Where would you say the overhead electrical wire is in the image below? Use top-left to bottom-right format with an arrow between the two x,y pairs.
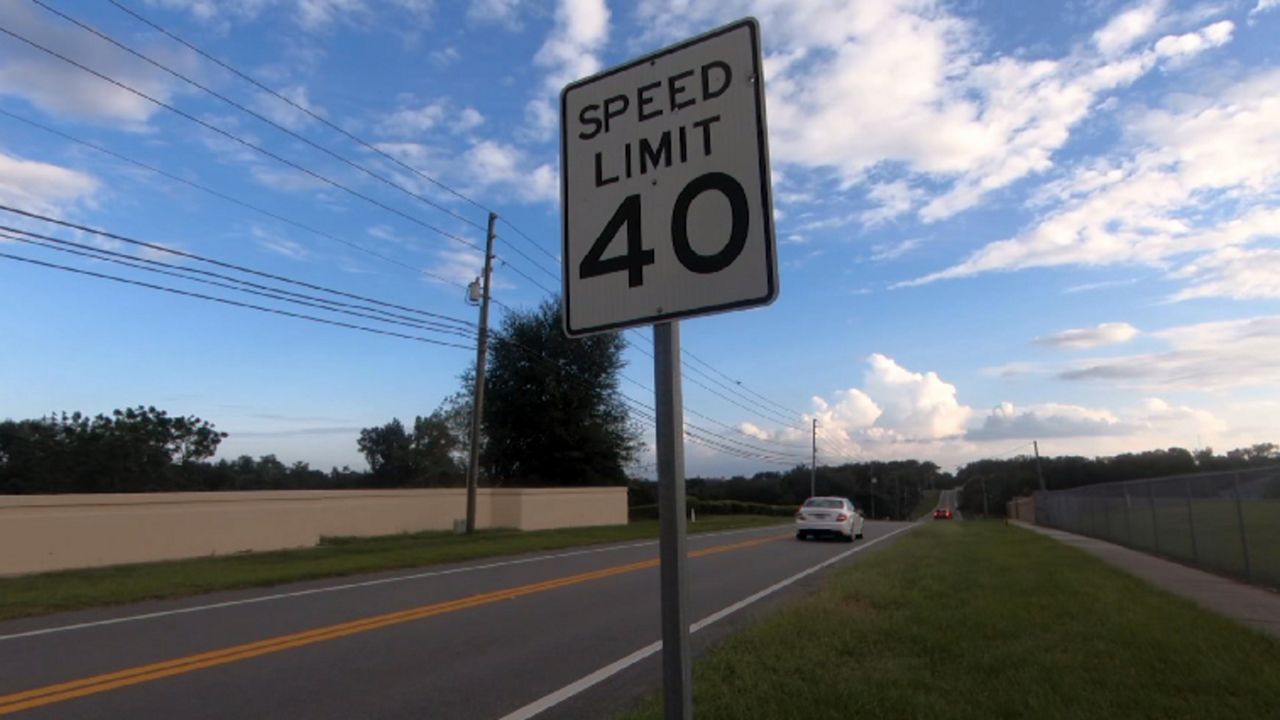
0,252 -> 475,350
0,204 -> 474,328
102,0 -> 563,276
1,229 -> 478,341
0,22 -> 488,257
0,108 -> 469,290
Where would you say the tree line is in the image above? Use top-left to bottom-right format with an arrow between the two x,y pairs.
1,300 -> 640,494
956,444 -> 1280,517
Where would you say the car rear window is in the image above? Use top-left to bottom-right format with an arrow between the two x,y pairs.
803,499 -> 843,509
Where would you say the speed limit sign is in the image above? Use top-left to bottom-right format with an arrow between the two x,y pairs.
560,18 -> 777,337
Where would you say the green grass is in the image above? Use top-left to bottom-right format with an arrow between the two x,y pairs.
0,515 -> 785,622
909,489 -> 941,519
619,521 -> 1280,720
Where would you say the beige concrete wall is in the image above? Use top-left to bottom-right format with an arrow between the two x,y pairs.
0,487 -> 627,576
1007,496 -> 1036,522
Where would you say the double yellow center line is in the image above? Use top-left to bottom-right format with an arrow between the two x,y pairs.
0,531 -> 788,716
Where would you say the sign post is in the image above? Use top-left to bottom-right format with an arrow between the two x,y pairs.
561,18 -> 776,718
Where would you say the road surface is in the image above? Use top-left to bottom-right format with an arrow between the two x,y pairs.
0,520 -> 914,719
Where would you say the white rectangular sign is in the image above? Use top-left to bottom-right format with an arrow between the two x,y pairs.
560,18 -> 777,337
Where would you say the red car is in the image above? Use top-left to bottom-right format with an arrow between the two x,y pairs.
933,509 -> 954,520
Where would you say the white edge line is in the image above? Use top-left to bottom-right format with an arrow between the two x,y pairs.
497,522 -> 919,720
0,523 -> 787,642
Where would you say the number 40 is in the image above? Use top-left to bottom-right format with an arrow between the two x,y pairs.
579,171 -> 750,287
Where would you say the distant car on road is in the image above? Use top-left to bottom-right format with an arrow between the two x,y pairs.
933,509 -> 954,520
796,497 -> 864,541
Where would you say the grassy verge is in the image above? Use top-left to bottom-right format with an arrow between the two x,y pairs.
909,489 -> 941,519
0,515 -> 785,622
620,521 -> 1280,720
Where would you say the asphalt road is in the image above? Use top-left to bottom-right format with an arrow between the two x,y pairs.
938,488 -> 962,519
0,520 -> 914,720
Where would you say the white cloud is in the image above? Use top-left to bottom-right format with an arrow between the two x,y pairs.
905,65 -> 1280,287
1250,0 -> 1279,16
860,181 -> 920,225
870,238 -> 921,262
635,0 -> 1234,223
378,100 -> 485,138
1059,315 -> 1280,390
862,353 -> 972,439
250,85 -> 324,131
1094,0 -> 1164,56
462,140 -> 558,203
252,226 -> 309,259
1035,322 -> 1140,349
149,0 -> 433,29
468,0 -> 523,28
0,151 -> 99,215
966,397 -> 1226,442
0,2 -> 190,126
525,0 -> 610,138
1170,245 -> 1280,301
969,401 -> 1130,441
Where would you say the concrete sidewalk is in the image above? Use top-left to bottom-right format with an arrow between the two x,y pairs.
1013,521 -> 1280,640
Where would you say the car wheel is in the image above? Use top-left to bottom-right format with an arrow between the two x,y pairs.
855,532 -> 863,540
796,531 -> 807,541
843,531 -> 855,543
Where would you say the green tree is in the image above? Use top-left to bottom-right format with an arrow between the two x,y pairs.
478,298 -> 639,486
357,411 -> 462,487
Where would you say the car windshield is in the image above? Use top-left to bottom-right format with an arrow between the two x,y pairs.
803,499 -> 843,509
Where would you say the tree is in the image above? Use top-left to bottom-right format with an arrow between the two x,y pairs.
0,406 -> 226,493
478,297 -> 639,486
357,411 -> 462,487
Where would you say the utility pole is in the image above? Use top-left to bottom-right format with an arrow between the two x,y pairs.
810,419 -> 817,498
465,212 -> 497,534
871,477 -> 877,519
1033,440 -> 1046,492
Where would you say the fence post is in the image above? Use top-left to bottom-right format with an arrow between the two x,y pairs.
1184,476 -> 1198,564
1232,471 -> 1253,582
1148,482 -> 1160,554
1123,484 -> 1133,547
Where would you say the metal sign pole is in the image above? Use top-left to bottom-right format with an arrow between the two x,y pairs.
654,320 -> 691,719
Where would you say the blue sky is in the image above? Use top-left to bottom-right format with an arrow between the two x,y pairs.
1,0 -> 1278,477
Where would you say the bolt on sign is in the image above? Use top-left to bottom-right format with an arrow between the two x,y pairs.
560,18 -> 778,337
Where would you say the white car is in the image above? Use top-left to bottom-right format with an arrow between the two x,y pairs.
795,496 -> 864,541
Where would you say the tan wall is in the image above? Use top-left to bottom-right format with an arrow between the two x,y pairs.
0,487 -> 627,576
1007,496 -> 1036,522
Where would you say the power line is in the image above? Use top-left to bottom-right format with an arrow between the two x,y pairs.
0,108 -> 468,290
0,251 -> 475,350
105,0 -> 563,275
0,22 -> 487,257
33,0 -> 488,236
2,229 -> 478,341
0,204 -> 474,327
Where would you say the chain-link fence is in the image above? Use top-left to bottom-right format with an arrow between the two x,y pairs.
1035,465 -> 1280,589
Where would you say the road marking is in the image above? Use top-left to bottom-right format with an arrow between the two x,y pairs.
0,523 -> 788,643
497,523 -> 919,720
0,532 -> 789,716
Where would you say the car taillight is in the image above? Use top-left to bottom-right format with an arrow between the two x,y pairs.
836,513 -> 848,522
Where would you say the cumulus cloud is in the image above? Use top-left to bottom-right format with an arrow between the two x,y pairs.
904,64 -> 1279,290
468,0 -> 523,28
1250,0 -> 1279,16
968,402 -> 1130,441
525,0 -> 609,138
634,0 -> 1232,223
1035,322 -> 1139,349
461,140 -> 558,203
1059,315 -> 1280,390
747,354 -> 970,454
250,85 -> 325,131
966,397 -> 1226,442
0,151 -> 99,215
